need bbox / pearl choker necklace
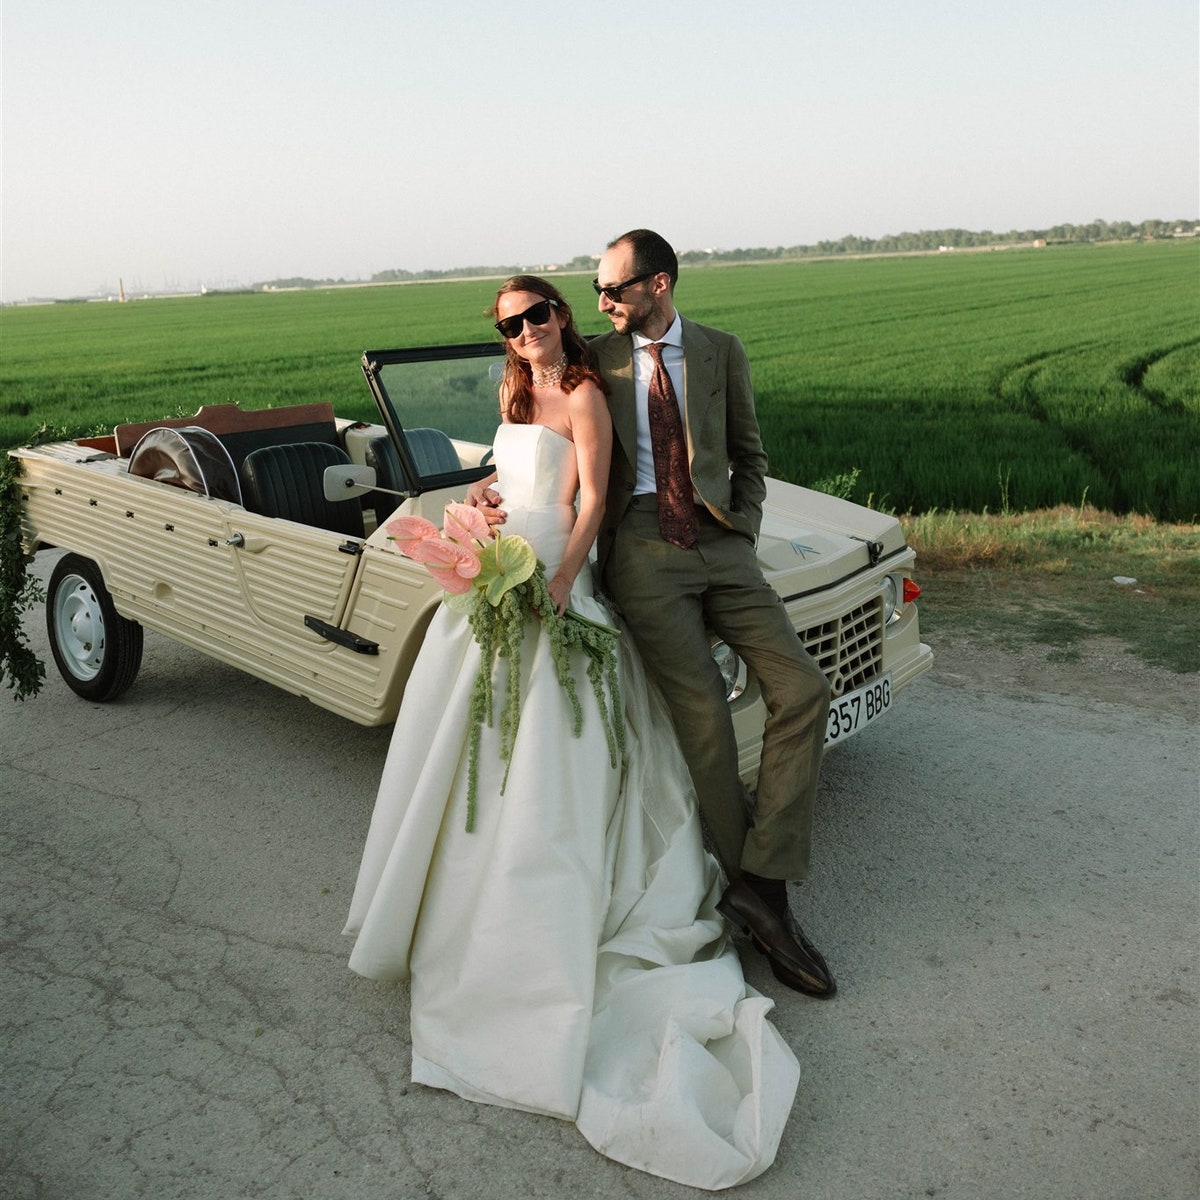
[530,353,568,389]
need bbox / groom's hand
[467,482,507,526]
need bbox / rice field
[2,239,1196,520]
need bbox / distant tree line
[254,219,1197,290]
[368,264,528,284]
[678,218,1197,263]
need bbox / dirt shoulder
[922,568,1199,720]
[928,626,1198,718]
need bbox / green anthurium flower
[477,532,538,607]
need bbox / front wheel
[47,554,143,701]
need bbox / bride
[343,276,800,1190]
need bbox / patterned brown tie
[646,342,699,550]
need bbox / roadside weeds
[903,506,1200,678]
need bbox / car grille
[799,596,885,697]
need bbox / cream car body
[10,342,932,779]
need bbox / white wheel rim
[54,574,106,681]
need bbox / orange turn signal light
[903,579,922,604]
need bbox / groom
[589,229,836,999]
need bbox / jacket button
[624,481,634,491]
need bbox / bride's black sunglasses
[494,298,559,340]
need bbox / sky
[2,0,1197,302]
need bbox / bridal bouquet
[386,503,623,831]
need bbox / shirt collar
[632,312,683,352]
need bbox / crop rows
[2,240,1196,520]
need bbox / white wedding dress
[344,423,799,1189]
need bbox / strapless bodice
[491,424,579,584]
[492,423,578,510]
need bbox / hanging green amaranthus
[389,505,623,832]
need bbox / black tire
[47,554,144,702]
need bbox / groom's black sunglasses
[591,271,655,302]
[494,298,558,340]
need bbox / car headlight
[711,641,746,701]
[883,574,900,623]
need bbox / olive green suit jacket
[591,315,769,580]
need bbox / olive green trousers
[604,501,831,881]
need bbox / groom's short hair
[610,229,679,290]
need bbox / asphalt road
[2,550,1197,1199]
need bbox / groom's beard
[606,295,656,337]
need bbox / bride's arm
[547,381,611,615]
[465,392,509,522]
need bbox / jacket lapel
[596,335,638,473]
[680,316,716,463]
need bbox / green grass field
[2,240,1196,519]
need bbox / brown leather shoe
[716,877,837,998]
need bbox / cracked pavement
[2,550,1197,1199]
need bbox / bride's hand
[547,574,571,617]
[467,482,507,526]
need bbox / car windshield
[361,343,506,493]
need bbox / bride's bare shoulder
[569,378,607,411]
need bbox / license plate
[824,674,892,746]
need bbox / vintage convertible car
[9,341,932,777]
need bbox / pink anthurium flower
[385,514,439,548]
[417,538,483,593]
[443,502,493,546]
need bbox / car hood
[755,478,909,594]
